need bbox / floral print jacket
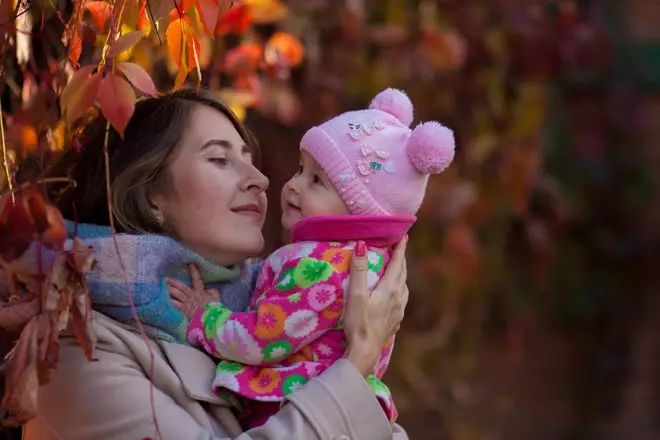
[187,215,414,424]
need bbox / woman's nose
[243,165,269,193]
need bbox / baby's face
[281,151,349,230]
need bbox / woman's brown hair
[47,88,259,233]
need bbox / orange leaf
[65,71,102,126]
[60,64,96,111]
[166,17,199,70]
[108,30,145,57]
[84,1,111,31]
[117,62,157,96]
[99,74,136,138]
[265,32,304,68]
[67,25,83,65]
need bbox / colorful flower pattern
[187,241,397,423]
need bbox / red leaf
[117,62,157,96]
[194,0,229,35]
[99,74,136,138]
[84,1,112,32]
[215,3,251,36]
[108,30,146,57]
[65,71,102,126]
[0,187,66,262]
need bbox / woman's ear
[148,195,165,228]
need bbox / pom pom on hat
[407,121,455,174]
[369,88,414,127]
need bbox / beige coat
[24,312,408,440]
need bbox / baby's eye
[312,174,323,185]
[295,165,303,175]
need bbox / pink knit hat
[300,88,455,216]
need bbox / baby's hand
[167,263,221,319]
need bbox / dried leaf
[99,74,136,138]
[15,2,32,66]
[0,187,66,262]
[108,30,146,57]
[65,71,102,127]
[117,62,157,96]
[84,0,112,31]
[71,288,96,361]
[1,317,39,427]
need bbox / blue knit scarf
[64,221,260,343]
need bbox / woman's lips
[231,203,262,217]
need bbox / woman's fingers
[348,241,369,298]
[189,263,204,292]
[379,236,406,288]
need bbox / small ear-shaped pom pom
[368,88,414,127]
[407,121,455,174]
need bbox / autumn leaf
[117,62,157,96]
[245,0,288,24]
[1,233,97,426]
[99,74,136,138]
[264,32,304,68]
[0,317,39,427]
[84,0,112,32]
[64,71,102,127]
[224,42,262,76]
[108,30,146,57]
[166,17,200,70]
[0,187,66,263]
[215,2,251,35]
[193,0,233,35]
[63,1,84,65]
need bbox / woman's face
[152,105,269,266]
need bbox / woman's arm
[31,335,405,440]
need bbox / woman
[22,89,410,439]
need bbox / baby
[182,88,455,429]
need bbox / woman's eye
[210,157,228,166]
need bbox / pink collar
[290,215,416,247]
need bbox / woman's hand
[167,264,221,319]
[343,237,409,376]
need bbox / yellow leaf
[65,72,102,127]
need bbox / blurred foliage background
[2,0,660,439]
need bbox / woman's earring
[155,215,164,228]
